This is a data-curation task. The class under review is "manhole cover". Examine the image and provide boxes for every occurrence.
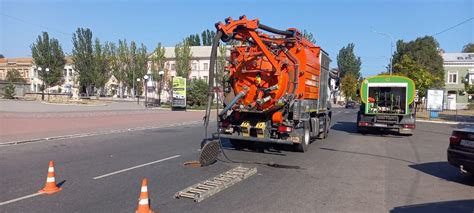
[199,140,221,166]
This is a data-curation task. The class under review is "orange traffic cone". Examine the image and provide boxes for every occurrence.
[136,178,155,213]
[38,160,62,194]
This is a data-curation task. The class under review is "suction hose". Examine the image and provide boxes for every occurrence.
[204,31,223,140]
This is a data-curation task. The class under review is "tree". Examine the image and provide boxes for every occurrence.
[185,34,201,46]
[115,39,131,98]
[392,36,444,87]
[0,54,4,58]
[31,32,65,87]
[175,40,193,78]
[6,69,26,83]
[462,43,474,53]
[72,28,94,95]
[302,29,316,44]
[187,79,208,106]
[3,82,15,99]
[151,42,167,94]
[91,38,110,96]
[340,73,358,101]
[393,55,437,99]
[337,43,362,79]
[202,29,216,46]
[216,45,227,86]
[134,43,148,95]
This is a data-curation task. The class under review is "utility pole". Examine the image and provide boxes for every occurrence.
[373,30,394,75]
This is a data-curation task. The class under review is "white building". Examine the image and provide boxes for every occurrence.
[29,61,77,93]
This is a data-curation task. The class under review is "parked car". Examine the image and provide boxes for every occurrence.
[345,101,357,109]
[447,128,474,175]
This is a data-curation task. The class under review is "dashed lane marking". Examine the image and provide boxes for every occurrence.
[0,192,44,206]
[93,155,181,180]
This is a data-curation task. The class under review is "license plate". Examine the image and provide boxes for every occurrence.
[374,123,386,127]
[460,139,474,148]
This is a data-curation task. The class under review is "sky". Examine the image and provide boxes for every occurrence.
[0,0,473,77]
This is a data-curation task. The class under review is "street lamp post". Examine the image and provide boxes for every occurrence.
[144,74,149,108]
[158,70,164,107]
[136,78,141,105]
[38,67,50,101]
[373,30,394,75]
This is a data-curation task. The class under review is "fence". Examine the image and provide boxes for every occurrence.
[415,102,474,122]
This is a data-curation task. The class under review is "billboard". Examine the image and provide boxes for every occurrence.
[172,76,187,108]
[426,89,444,111]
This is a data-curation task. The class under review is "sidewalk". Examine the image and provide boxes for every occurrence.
[0,100,215,143]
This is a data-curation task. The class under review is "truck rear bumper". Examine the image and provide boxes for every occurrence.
[217,134,295,145]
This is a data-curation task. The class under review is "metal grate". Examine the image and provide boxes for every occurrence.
[175,166,257,202]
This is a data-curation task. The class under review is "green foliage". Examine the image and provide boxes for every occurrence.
[393,55,437,98]
[6,69,26,83]
[202,29,216,46]
[151,43,167,93]
[0,54,4,58]
[302,29,316,44]
[3,82,15,99]
[187,79,208,106]
[216,45,227,86]
[185,34,201,46]
[462,43,474,53]
[31,32,65,86]
[91,38,110,94]
[337,43,362,79]
[340,74,358,100]
[392,36,444,87]
[175,41,193,78]
[72,28,94,94]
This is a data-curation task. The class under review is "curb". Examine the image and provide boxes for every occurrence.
[0,120,214,146]
[41,102,108,107]
[416,119,473,125]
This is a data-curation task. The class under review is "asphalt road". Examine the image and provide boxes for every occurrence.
[1,108,474,212]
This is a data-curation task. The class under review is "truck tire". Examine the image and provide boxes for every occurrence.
[318,116,328,139]
[229,139,245,150]
[294,121,310,152]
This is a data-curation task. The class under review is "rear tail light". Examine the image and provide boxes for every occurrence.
[358,121,370,127]
[450,131,467,145]
[403,124,416,129]
[278,125,293,133]
[450,135,461,145]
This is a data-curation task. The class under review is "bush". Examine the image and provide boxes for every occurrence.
[187,79,208,106]
[468,103,474,110]
[3,82,16,99]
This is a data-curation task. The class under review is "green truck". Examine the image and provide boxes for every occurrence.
[357,75,416,135]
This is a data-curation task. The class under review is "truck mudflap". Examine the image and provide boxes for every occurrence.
[217,134,295,145]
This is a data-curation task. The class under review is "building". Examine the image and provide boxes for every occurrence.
[0,58,33,82]
[29,57,77,93]
[442,52,474,109]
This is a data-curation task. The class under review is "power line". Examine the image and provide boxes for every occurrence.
[432,17,474,36]
[0,13,72,36]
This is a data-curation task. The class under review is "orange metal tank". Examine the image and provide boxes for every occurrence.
[220,16,328,112]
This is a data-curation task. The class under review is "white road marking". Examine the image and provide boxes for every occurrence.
[93,155,181,180]
[0,192,44,206]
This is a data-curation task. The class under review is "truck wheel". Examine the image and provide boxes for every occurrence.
[229,139,245,150]
[294,121,310,152]
[318,117,328,139]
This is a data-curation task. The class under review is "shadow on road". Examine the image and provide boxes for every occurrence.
[409,162,474,186]
[330,121,358,133]
[330,121,405,138]
[319,147,416,164]
[390,199,474,213]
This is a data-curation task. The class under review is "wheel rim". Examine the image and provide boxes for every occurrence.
[304,125,310,145]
